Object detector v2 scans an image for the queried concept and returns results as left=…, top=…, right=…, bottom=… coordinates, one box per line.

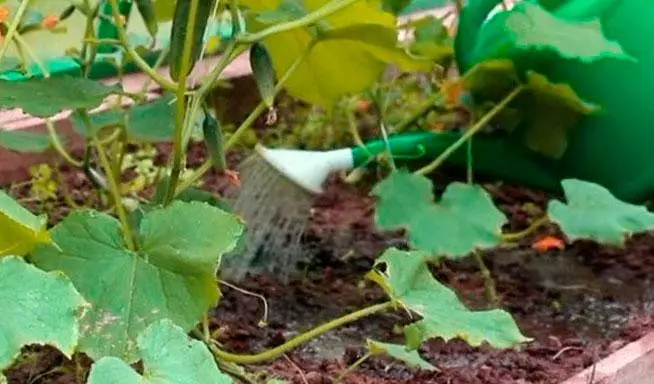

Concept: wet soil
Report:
left=4, top=78, right=654, bottom=383
left=4, top=139, right=654, bottom=384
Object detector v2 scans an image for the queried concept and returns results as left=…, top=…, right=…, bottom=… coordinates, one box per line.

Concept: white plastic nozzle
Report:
left=255, top=144, right=354, bottom=194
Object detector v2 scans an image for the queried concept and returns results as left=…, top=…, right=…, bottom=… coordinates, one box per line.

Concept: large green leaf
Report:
left=367, top=340, right=437, bottom=371
left=71, top=95, right=176, bottom=142
left=0, top=129, right=52, bottom=153
left=87, top=319, right=233, bottom=384
left=0, top=256, right=87, bottom=370
left=548, top=179, right=654, bottom=245
left=470, top=1, right=634, bottom=66
left=242, top=0, right=430, bottom=109
left=0, top=76, right=120, bottom=117
left=0, top=189, right=52, bottom=257
left=372, top=171, right=507, bottom=259
left=31, top=201, right=244, bottom=362
left=367, top=248, right=530, bottom=349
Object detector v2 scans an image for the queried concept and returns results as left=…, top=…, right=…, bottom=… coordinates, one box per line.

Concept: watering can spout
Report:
left=254, top=144, right=354, bottom=194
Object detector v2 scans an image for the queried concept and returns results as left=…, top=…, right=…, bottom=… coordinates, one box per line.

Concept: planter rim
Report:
left=561, top=331, right=654, bottom=384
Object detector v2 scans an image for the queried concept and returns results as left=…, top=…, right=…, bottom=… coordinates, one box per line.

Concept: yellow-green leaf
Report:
left=463, top=59, right=520, bottom=102
left=242, top=0, right=430, bottom=109
left=462, top=61, right=600, bottom=158
left=523, top=71, right=600, bottom=158
left=0, top=190, right=51, bottom=257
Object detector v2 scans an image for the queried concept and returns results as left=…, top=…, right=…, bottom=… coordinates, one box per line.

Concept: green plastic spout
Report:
left=255, top=131, right=561, bottom=195
left=351, top=131, right=562, bottom=192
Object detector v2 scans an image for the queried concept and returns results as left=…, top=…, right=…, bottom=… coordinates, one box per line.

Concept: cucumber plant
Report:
left=0, top=0, right=650, bottom=383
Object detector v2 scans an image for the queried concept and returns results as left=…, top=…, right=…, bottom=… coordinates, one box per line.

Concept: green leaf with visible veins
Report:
left=0, top=189, right=52, bottom=257
left=372, top=171, right=507, bottom=259
left=87, top=319, right=233, bottom=384
left=242, top=0, right=430, bottom=109
left=0, top=76, right=121, bottom=117
left=0, top=129, right=52, bottom=153
left=367, top=248, right=530, bottom=349
left=367, top=340, right=437, bottom=371
left=0, top=256, right=87, bottom=370
left=31, top=201, right=244, bottom=362
left=71, top=95, right=176, bottom=142
left=471, top=1, right=634, bottom=65
left=548, top=179, right=654, bottom=245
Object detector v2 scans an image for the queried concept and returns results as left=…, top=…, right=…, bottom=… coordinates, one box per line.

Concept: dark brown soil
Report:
left=4, top=139, right=654, bottom=384
left=3, top=77, right=654, bottom=383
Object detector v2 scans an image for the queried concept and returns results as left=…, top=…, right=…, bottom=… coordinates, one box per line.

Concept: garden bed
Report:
left=3, top=79, right=654, bottom=384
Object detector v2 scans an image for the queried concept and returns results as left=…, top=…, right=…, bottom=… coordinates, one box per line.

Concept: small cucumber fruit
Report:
left=169, top=0, right=216, bottom=81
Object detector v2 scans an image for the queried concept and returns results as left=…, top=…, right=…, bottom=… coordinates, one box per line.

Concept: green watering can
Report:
left=260, top=0, right=654, bottom=204
left=444, top=0, right=654, bottom=203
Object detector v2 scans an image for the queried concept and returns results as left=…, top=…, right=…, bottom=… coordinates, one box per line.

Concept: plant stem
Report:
left=237, top=0, right=360, bottom=43
left=502, top=216, right=550, bottom=242
left=195, top=41, right=240, bottom=96
left=415, top=85, right=524, bottom=176
left=53, top=165, right=82, bottom=209
left=473, top=250, right=498, bottom=304
left=163, top=0, right=201, bottom=205
left=107, top=0, right=176, bottom=92
left=210, top=301, right=393, bottom=364
left=13, top=33, right=49, bottom=77
left=93, top=137, right=135, bottom=251
left=335, top=352, right=372, bottom=383
left=396, top=67, right=478, bottom=132
left=176, top=41, right=239, bottom=159
left=80, top=2, right=101, bottom=77
left=0, top=0, right=30, bottom=62
left=219, top=279, right=269, bottom=326
left=346, top=99, right=366, bottom=149
left=45, top=119, right=83, bottom=167
left=174, top=49, right=308, bottom=196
